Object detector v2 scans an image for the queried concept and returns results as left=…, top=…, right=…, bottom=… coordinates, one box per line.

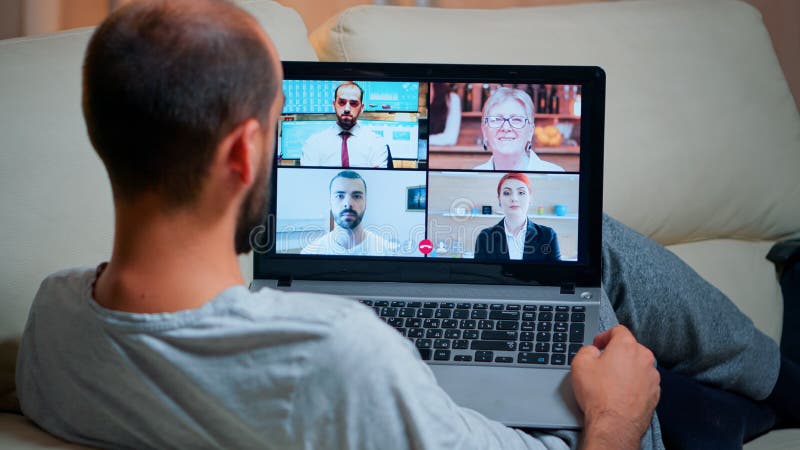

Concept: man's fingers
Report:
left=571, top=344, right=601, bottom=368
left=593, top=324, right=635, bottom=350
left=592, top=328, right=613, bottom=349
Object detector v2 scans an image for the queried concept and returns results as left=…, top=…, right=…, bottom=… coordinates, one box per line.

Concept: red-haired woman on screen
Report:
left=474, top=173, right=561, bottom=261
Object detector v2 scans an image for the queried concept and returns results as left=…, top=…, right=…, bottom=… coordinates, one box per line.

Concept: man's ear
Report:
left=221, top=118, right=262, bottom=187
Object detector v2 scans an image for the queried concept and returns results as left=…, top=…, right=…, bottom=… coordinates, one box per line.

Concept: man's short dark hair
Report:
left=83, top=0, right=280, bottom=206
left=334, top=82, right=363, bottom=103
left=329, top=170, right=367, bottom=193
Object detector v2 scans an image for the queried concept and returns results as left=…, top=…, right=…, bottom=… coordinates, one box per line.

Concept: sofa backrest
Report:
left=308, top=0, right=800, bottom=341
left=0, top=0, right=316, bottom=339
left=311, top=0, right=800, bottom=245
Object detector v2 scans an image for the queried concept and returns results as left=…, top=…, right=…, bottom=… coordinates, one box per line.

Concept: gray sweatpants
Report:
left=555, top=215, right=780, bottom=450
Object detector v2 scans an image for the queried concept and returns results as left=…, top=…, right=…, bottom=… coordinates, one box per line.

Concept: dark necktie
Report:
left=340, top=131, right=351, bottom=168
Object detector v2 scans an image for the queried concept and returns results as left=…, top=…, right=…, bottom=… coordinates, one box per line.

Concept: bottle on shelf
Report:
left=524, top=84, right=535, bottom=107
left=481, top=83, right=491, bottom=110
left=463, top=83, right=473, bottom=112
left=566, top=85, right=576, bottom=116
left=573, top=86, right=581, bottom=117
left=537, top=84, right=548, bottom=115
left=549, top=85, right=559, bottom=116
left=522, top=84, right=535, bottom=116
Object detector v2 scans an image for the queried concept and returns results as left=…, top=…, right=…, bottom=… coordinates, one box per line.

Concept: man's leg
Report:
left=655, top=366, right=777, bottom=449
left=601, top=214, right=780, bottom=399
left=764, top=355, right=800, bottom=428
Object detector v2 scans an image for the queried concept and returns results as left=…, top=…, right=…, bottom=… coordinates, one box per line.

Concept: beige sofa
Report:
left=1, top=0, right=798, bottom=448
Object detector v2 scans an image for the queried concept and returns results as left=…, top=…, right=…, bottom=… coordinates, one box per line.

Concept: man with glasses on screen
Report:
left=300, top=82, right=390, bottom=168
left=301, top=170, right=395, bottom=256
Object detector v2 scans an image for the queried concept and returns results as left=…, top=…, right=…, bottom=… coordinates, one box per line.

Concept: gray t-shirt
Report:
left=17, top=267, right=569, bottom=450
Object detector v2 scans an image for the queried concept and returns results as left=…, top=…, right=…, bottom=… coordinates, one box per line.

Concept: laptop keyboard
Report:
left=358, top=299, right=586, bottom=367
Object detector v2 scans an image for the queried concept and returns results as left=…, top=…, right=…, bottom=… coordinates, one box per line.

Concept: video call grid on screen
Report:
left=273, top=77, right=584, bottom=263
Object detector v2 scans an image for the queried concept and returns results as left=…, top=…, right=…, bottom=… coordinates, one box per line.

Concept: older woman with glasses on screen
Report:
left=474, top=172, right=561, bottom=262
left=475, top=87, right=565, bottom=172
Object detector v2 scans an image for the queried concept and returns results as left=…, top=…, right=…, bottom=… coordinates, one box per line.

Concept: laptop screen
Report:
left=255, top=62, right=604, bottom=286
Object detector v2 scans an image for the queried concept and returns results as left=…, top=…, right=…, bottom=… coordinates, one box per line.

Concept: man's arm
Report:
left=571, top=325, right=660, bottom=450
left=303, top=306, right=571, bottom=449
left=300, top=234, right=326, bottom=255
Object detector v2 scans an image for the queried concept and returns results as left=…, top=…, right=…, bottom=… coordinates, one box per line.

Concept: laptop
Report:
left=251, top=61, right=606, bottom=429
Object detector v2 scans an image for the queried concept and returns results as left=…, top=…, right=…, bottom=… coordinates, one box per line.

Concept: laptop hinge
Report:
left=277, top=276, right=292, bottom=288
left=560, top=283, right=576, bottom=295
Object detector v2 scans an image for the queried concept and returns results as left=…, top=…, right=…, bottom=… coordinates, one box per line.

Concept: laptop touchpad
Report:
left=430, top=364, right=582, bottom=429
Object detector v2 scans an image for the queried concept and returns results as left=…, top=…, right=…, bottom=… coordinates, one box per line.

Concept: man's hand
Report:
left=571, top=325, right=660, bottom=450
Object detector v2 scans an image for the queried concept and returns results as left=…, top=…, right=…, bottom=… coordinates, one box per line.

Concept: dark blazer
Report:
left=474, top=219, right=561, bottom=262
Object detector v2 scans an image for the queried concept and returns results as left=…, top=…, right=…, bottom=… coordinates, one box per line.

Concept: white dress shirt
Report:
left=473, top=152, right=565, bottom=172
left=301, top=229, right=395, bottom=256
left=503, top=218, right=528, bottom=260
left=300, top=122, right=389, bottom=168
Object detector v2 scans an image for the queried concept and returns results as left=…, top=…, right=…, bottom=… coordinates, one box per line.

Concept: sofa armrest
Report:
left=767, top=240, right=800, bottom=363
left=767, top=239, right=800, bottom=271
left=0, top=339, right=20, bottom=414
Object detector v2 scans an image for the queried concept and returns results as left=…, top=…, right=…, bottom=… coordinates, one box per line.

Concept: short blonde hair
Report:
left=482, top=87, right=535, bottom=120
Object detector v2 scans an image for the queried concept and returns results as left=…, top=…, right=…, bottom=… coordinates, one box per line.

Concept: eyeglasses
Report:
left=484, top=116, right=530, bottom=129
left=336, top=98, right=361, bottom=108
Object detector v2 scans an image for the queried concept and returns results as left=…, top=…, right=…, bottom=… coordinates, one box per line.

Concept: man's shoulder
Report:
left=31, top=266, right=96, bottom=309
left=257, top=287, right=406, bottom=350
left=358, top=124, right=384, bottom=140
left=527, top=154, right=565, bottom=172
left=363, top=229, right=388, bottom=243
left=361, top=230, right=397, bottom=255
left=272, top=290, right=418, bottom=387
left=41, top=266, right=96, bottom=287
left=257, top=288, right=369, bottom=321
left=473, top=159, right=492, bottom=170
left=304, top=123, right=338, bottom=143
left=17, top=267, right=102, bottom=422
left=300, top=233, right=333, bottom=254
left=297, top=294, right=420, bottom=377
left=350, top=123, right=386, bottom=147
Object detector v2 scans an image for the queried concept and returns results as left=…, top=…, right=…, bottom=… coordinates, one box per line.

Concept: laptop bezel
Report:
left=254, top=61, right=605, bottom=287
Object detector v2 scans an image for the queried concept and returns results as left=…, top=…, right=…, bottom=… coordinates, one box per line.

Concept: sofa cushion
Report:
left=236, top=0, right=317, bottom=61
left=745, top=429, right=800, bottom=450
left=0, top=0, right=315, bottom=340
left=0, top=414, right=88, bottom=449
left=310, top=0, right=800, bottom=246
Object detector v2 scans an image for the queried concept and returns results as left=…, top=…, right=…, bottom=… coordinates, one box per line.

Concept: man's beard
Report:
left=333, top=208, right=363, bottom=230
left=234, top=162, right=269, bottom=255
left=337, top=114, right=355, bottom=130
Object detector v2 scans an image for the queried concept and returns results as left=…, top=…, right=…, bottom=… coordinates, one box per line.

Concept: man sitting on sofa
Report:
left=15, top=1, right=797, bottom=449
